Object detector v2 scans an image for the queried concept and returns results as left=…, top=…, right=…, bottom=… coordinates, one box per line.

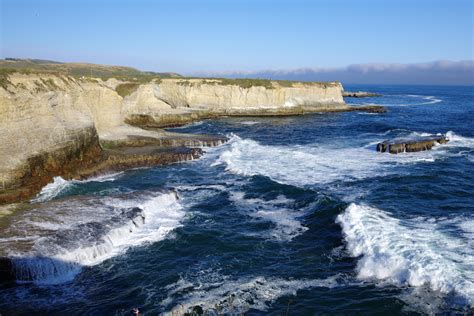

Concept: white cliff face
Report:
left=0, top=73, right=346, bottom=192
left=123, top=79, right=345, bottom=114
left=0, top=73, right=123, bottom=189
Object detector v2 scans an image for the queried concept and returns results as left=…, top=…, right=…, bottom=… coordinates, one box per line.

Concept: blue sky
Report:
left=1, top=0, right=472, bottom=74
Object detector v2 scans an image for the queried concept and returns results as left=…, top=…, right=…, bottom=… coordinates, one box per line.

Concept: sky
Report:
left=0, top=0, right=473, bottom=83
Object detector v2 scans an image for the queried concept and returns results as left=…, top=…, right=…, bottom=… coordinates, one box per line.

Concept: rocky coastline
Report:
left=0, top=61, right=386, bottom=205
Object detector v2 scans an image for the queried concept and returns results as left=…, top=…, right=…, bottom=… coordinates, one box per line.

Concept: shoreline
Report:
left=0, top=104, right=386, bottom=205
left=0, top=65, right=386, bottom=206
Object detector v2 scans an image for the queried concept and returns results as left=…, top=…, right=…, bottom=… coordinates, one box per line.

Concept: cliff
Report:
left=123, top=78, right=348, bottom=127
left=0, top=69, right=381, bottom=203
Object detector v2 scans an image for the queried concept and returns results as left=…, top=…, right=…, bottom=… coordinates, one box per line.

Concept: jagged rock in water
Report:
left=377, top=135, right=449, bottom=154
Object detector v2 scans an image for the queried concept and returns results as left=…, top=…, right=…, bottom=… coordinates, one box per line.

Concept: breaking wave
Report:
left=32, top=173, right=124, bottom=203
left=213, top=135, right=441, bottom=188
left=336, top=203, right=474, bottom=306
left=6, top=191, right=184, bottom=284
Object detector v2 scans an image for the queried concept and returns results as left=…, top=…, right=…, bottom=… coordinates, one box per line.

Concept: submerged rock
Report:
left=377, top=135, right=448, bottom=154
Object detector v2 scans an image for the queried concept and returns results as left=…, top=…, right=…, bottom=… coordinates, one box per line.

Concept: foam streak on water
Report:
left=163, top=274, right=341, bottom=315
left=336, top=203, right=474, bottom=305
left=229, top=191, right=308, bottom=241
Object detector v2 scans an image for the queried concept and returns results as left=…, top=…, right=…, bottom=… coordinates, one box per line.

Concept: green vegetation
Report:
left=115, top=83, right=140, bottom=98
left=0, top=58, right=181, bottom=82
left=0, top=58, right=339, bottom=91
left=40, top=78, right=58, bottom=89
left=219, top=78, right=275, bottom=89
left=0, top=71, right=11, bottom=90
left=177, top=76, right=340, bottom=89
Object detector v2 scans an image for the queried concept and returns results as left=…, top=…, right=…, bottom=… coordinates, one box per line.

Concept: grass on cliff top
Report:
left=176, top=77, right=339, bottom=89
left=0, top=58, right=180, bottom=82
left=0, top=59, right=339, bottom=90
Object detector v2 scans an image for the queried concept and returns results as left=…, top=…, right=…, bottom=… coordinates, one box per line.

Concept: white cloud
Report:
left=194, top=60, right=474, bottom=85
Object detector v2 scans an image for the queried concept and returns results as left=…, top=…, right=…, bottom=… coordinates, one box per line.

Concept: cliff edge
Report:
left=0, top=64, right=383, bottom=203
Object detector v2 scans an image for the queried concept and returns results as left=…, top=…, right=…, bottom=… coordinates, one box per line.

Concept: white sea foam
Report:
left=31, top=177, right=72, bottom=203
left=408, top=95, right=442, bottom=105
left=445, top=131, right=474, bottom=147
left=336, top=203, right=474, bottom=305
left=163, top=274, right=341, bottom=315
left=212, top=135, right=442, bottom=188
left=383, top=94, right=443, bottom=106
left=229, top=191, right=307, bottom=241
left=32, top=172, right=124, bottom=203
left=10, top=191, right=185, bottom=284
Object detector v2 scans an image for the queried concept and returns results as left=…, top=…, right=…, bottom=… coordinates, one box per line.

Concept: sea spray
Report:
left=336, top=203, right=474, bottom=305
left=32, top=172, right=124, bottom=203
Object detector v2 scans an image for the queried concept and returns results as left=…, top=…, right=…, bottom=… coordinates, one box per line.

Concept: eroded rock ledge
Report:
left=376, top=135, right=448, bottom=154
left=342, top=91, right=382, bottom=98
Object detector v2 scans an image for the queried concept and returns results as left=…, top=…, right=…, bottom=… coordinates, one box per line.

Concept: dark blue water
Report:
left=0, top=85, right=473, bottom=315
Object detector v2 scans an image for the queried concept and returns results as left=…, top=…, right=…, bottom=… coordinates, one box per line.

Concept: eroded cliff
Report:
left=0, top=71, right=377, bottom=203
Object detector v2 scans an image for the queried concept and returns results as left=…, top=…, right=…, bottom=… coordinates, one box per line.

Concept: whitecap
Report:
left=32, top=172, right=124, bottom=203
left=212, top=135, right=438, bottom=188
left=336, top=203, right=474, bottom=306
left=32, top=177, right=72, bottom=203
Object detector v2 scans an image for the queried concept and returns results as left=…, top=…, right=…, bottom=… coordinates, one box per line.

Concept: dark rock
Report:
left=342, top=91, right=382, bottom=98
left=346, top=105, right=386, bottom=113
left=0, top=257, right=15, bottom=285
left=377, top=135, right=449, bottom=154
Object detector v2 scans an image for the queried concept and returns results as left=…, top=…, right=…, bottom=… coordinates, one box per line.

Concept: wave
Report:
left=336, top=203, right=474, bottom=306
left=212, top=135, right=442, bottom=189
left=7, top=191, right=184, bottom=284
left=32, top=172, right=124, bottom=203
left=229, top=191, right=307, bottom=241
left=32, top=177, right=72, bottom=203
left=162, top=274, right=342, bottom=315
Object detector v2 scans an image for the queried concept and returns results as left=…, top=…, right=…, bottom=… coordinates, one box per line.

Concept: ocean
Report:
left=0, top=85, right=473, bottom=315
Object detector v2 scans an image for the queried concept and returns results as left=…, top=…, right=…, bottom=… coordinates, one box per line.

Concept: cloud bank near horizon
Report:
left=194, top=60, right=474, bottom=85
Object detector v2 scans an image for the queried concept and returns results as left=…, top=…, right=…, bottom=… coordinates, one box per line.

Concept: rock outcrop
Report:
left=342, top=91, right=382, bottom=98
left=123, top=79, right=385, bottom=128
left=377, top=135, right=448, bottom=154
